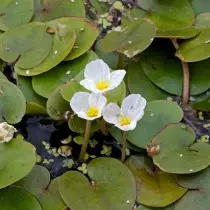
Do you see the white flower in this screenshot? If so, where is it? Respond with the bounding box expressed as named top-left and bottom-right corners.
top-left (0, 122), bottom-right (17, 143)
top-left (103, 94), bottom-right (146, 131)
top-left (70, 92), bottom-right (107, 120)
top-left (80, 59), bottom-right (126, 93)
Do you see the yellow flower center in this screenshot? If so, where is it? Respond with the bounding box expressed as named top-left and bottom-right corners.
top-left (120, 116), bottom-right (131, 126)
top-left (87, 107), bottom-right (99, 117)
top-left (96, 80), bottom-right (109, 90)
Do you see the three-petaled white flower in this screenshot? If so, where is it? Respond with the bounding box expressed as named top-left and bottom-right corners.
top-left (0, 122), bottom-right (17, 143)
top-left (70, 92), bottom-right (107, 120)
top-left (103, 94), bottom-right (146, 131)
top-left (80, 59), bottom-right (126, 93)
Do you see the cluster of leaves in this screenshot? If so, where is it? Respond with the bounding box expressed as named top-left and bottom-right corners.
top-left (0, 0), bottom-right (210, 209)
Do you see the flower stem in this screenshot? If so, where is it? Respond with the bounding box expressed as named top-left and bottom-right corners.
top-left (97, 119), bottom-right (108, 136)
top-left (79, 120), bottom-right (92, 162)
top-left (121, 131), bottom-right (127, 162)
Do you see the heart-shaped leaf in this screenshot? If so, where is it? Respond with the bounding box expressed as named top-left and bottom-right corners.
top-left (126, 155), bottom-right (187, 207)
top-left (127, 100), bottom-right (183, 149)
top-left (0, 22), bottom-right (53, 69)
top-left (99, 19), bottom-right (156, 58)
top-left (195, 13), bottom-right (210, 29)
top-left (0, 79), bottom-right (26, 124)
top-left (0, 0), bottom-right (34, 31)
top-left (59, 157), bottom-right (136, 210)
top-left (0, 186), bottom-right (42, 210)
top-left (152, 123), bottom-right (210, 174)
top-left (0, 134), bottom-right (36, 189)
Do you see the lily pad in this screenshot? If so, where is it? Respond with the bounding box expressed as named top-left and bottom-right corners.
top-left (176, 28), bottom-right (210, 62)
top-left (99, 19), bottom-right (156, 58)
top-left (0, 186), bottom-right (42, 210)
top-left (190, 0), bottom-right (210, 15)
top-left (127, 62), bottom-right (170, 101)
top-left (59, 157), bottom-right (136, 210)
top-left (152, 123), bottom-right (210, 174)
top-left (46, 86), bottom-right (69, 120)
top-left (0, 134), bottom-right (36, 189)
top-left (0, 71), bottom-right (6, 80)
top-left (0, 22), bottom-right (52, 69)
top-left (194, 13), bottom-right (210, 29)
top-left (127, 100), bottom-right (183, 149)
top-left (0, 0), bottom-right (34, 31)
top-left (33, 0), bottom-right (85, 22)
top-left (0, 79), bottom-right (26, 124)
top-left (15, 20), bottom-right (76, 76)
top-left (192, 96), bottom-right (210, 111)
top-left (126, 155), bottom-right (187, 207)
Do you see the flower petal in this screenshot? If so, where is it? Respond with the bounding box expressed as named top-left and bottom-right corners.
top-left (70, 92), bottom-right (90, 114)
top-left (103, 103), bottom-right (121, 125)
top-left (84, 59), bottom-right (110, 82)
top-left (80, 79), bottom-right (100, 93)
top-left (121, 94), bottom-right (146, 121)
top-left (89, 93), bottom-right (107, 111)
top-left (115, 120), bottom-right (137, 131)
top-left (77, 111), bottom-right (101, 121)
top-left (108, 70), bottom-right (126, 90)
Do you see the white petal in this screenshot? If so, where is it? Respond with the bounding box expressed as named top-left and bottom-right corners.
top-left (70, 92), bottom-right (90, 114)
top-left (80, 79), bottom-right (101, 93)
top-left (108, 70), bottom-right (126, 90)
top-left (121, 94), bottom-right (146, 121)
top-left (115, 120), bottom-right (137, 131)
top-left (77, 111), bottom-right (102, 121)
top-left (103, 103), bottom-right (121, 125)
top-left (84, 59), bottom-right (110, 82)
top-left (89, 93), bottom-right (107, 111)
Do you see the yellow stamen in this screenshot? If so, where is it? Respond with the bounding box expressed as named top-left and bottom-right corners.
top-left (96, 81), bottom-right (109, 90)
top-left (120, 116), bottom-right (131, 126)
top-left (87, 107), bottom-right (99, 117)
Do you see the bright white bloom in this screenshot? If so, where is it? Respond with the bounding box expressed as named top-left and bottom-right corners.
top-left (70, 92), bottom-right (107, 120)
top-left (103, 94), bottom-right (146, 131)
top-left (80, 59), bottom-right (126, 93)
top-left (0, 122), bottom-right (17, 143)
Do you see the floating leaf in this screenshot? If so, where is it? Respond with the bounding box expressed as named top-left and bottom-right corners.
top-left (0, 134), bottom-right (36, 189)
top-left (0, 187), bottom-right (42, 210)
top-left (127, 62), bottom-right (170, 101)
top-left (15, 20), bottom-right (76, 76)
top-left (190, 0), bottom-right (210, 15)
top-left (0, 79), bottom-right (26, 124)
top-left (126, 155), bottom-right (187, 207)
top-left (99, 19), bottom-right (156, 58)
top-left (0, 0), bottom-right (34, 31)
top-left (33, 0), bottom-right (85, 22)
top-left (0, 22), bottom-right (52, 69)
top-left (194, 13), bottom-right (210, 29)
top-left (0, 71), bottom-right (6, 80)
top-left (152, 123), bottom-right (210, 174)
top-left (59, 157), bottom-right (136, 210)
top-left (192, 96), bottom-right (210, 111)
top-left (127, 100), bottom-right (183, 149)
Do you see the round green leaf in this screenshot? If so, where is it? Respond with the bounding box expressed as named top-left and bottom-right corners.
top-left (33, 0), bottom-right (85, 22)
top-left (126, 155), bottom-right (187, 207)
top-left (192, 96), bottom-right (210, 111)
top-left (14, 165), bottom-right (50, 197)
top-left (15, 20), bottom-right (76, 76)
top-left (0, 79), bottom-right (26, 124)
top-left (176, 28), bottom-right (210, 62)
top-left (0, 186), bottom-right (42, 210)
top-left (0, 134), bottom-right (36, 189)
top-left (99, 19), bottom-right (156, 58)
top-left (190, 0), bottom-right (210, 15)
top-left (127, 62), bottom-right (170, 101)
top-left (0, 22), bottom-right (52, 69)
top-left (195, 13), bottom-right (210, 29)
top-left (0, 71), bottom-right (6, 80)
top-left (0, 0), bottom-right (34, 31)
top-left (46, 86), bottom-right (69, 120)
top-left (152, 123), bottom-right (210, 174)
top-left (127, 100), bottom-right (183, 149)
top-left (59, 157), bottom-right (136, 210)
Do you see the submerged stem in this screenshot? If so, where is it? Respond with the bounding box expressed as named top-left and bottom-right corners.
top-left (79, 120), bottom-right (92, 162)
top-left (121, 131), bottom-right (127, 162)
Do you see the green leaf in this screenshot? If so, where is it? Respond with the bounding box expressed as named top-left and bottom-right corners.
top-left (152, 123), bottom-right (210, 174)
top-left (0, 79), bottom-right (26, 124)
top-left (127, 100), bottom-right (183, 149)
top-left (0, 134), bottom-right (36, 189)
top-left (127, 62), bottom-right (170, 101)
top-left (126, 155), bottom-right (187, 207)
top-left (99, 19), bottom-right (156, 58)
top-left (59, 157), bottom-right (136, 210)
top-left (190, 0), bottom-right (210, 15)
top-left (194, 13), bottom-right (210, 29)
top-left (0, 22), bottom-right (53, 69)
top-left (0, 0), bottom-right (34, 31)
top-left (192, 96), bottom-right (210, 111)
top-left (0, 187), bottom-right (42, 210)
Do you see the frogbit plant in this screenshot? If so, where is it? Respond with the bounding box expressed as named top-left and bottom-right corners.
top-left (0, 122), bottom-right (17, 143)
